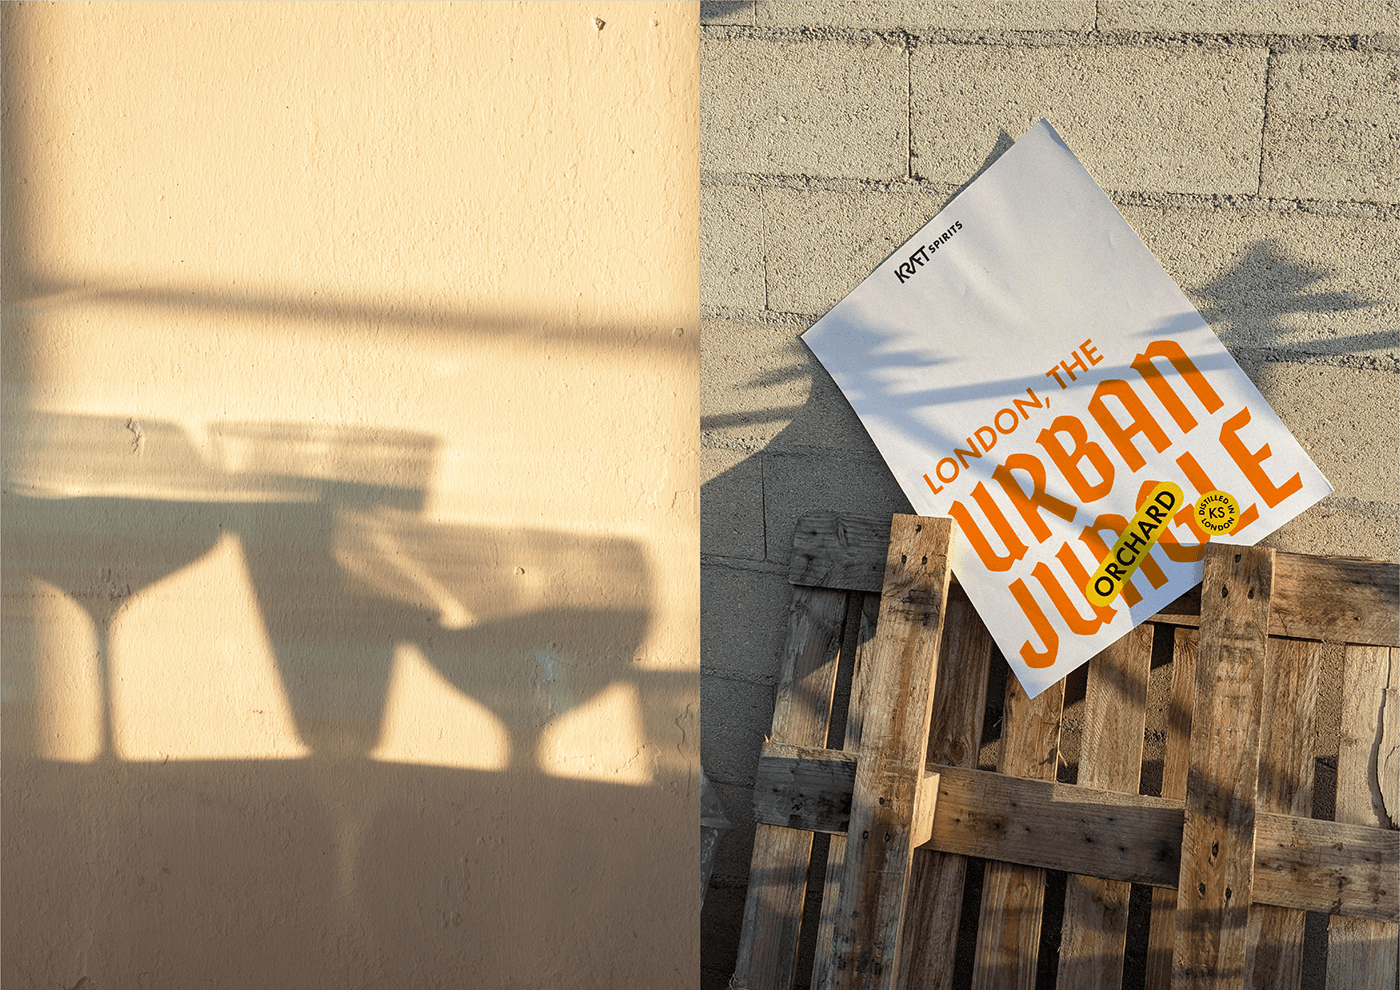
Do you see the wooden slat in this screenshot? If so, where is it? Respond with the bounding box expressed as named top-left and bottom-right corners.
top-left (812, 592), bottom-right (880, 990)
top-left (754, 743), bottom-right (857, 833)
top-left (1270, 555), bottom-right (1399, 648)
top-left (1326, 644), bottom-right (1400, 989)
top-left (789, 514), bottom-right (894, 593)
top-left (1384, 660), bottom-right (1399, 828)
top-left (1173, 545), bottom-right (1275, 990)
top-left (1253, 813), bottom-right (1399, 923)
top-left (828, 516), bottom-right (956, 990)
top-left (755, 754), bottom-right (1400, 924)
top-left (1058, 623), bottom-right (1154, 990)
top-left (734, 585), bottom-right (850, 990)
top-left (787, 514), bottom-right (1399, 646)
top-left (927, 767), bottom-right (1182, 887)
top-left (1147, 628), bottom-right (1197, 990)
top-left (897, 585), bottom-right (995, 990)
top-left (971, 672), bottom-right (1066, 990)
top-left (1245, 637), bottom-right (1321, 990)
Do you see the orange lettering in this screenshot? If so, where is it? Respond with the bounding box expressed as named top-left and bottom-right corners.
top-left (948, 482), bottom-right (1028, 572)
top-left (1053, 541), bottom-right (1117, 632)
top-left (1030, 559), bottom-right (1112, 636)
top-left (1013, 388), bottom-right (1044, 421)
top-left (954, 440), bottom-right (982, 470)
top-left (993, 453), bottom-right (1077, 543)
top-left (1088, 378), bottom-right (1171, 471)
top-left (1037, 415), bottom-right (1115, 503)
top-left (1219, 407), bottom-right (1303, 508)
top-left (1009, 578), bottom-right (1058, 668)
top-left (1131, 339), bottom-right (1223, 433)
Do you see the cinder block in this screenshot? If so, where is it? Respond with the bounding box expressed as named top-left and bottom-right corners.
top-left (763, 185), bottom-right (952, 315)
top-left (702, 316), bottom-right (868, 452)
top-left (911, 44), bottom-right (1269, 194)
top-left (756, 0), bottom-right (1096, 31)
top-left (1262, 50), bottom-right (1400, 204)
top-left (702, 672), bottom-right (774, 786)
top-left (1243, 363), bottom-right (1399, 506)
top-left (762, 448), bottom-right (913, 568)
top-left (702, 184), bottom-right (766, 312)
top-left (701, 0), bottom-right (756, 26)
top-left (701, 35), bottom-right (908, 180)
top-left (763, 189), bottom-right (1399, 368)
top-left (702, 316), bottom-right (811, 447)
top-left (701, 561), bottom-right (796, 682)
top-left (1260, 500), bottom-right (1399, 560)
top-left (1121, 205), bottom-right (1400, 367)
top-left (709, 778), bottom-right (758, 882)
top-left (1099, 1), bottom-right (1400, 37)
top-left (703, 446), bottom-right (766, 560)
top-left (701, 882), bottom-right (748, 989)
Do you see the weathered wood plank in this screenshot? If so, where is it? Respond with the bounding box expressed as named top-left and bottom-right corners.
top-left (734, 586), bottom-right (850, 990)
top-left (1147, 628), bottom-right (1197, 990)
top-left (754, 743), bottom-right (857, 834)
top-left (971, 671), bottom-right (1066, 990)
top-left (788, 514), bottom-right (1399, 646)
top-left (736, 826), bottom-right (822, 990)
top-left (928, 767), bottom-right (1182, 888)
top-left (1173, 544), bottom-right (1275, 990)
top-left (1253, 812), bottom-right (1399, 924)
top-left (1245, 638), bottom-right (1321, 990)
top-left (1270, 556), bottom-right (1399, 648)
top-left (789, 514), bottom-right (894, 593)
top-left (829, 516), bottom-right (956, 990)
top-left (1383, 661), bottom-right (1399, 831)
top-left (940, 777), bottom-right (1398, 923)
top-left (813, 592), bottom-right (880, 990)
top-left (1059, 624), bottom-right (1154, 990)
top-left (753, 757), bottom-right (1400, 923)
top-left (897, 585), bottom-right (995, 990)
top-left (1326, 644), bottom-right (1400, 989)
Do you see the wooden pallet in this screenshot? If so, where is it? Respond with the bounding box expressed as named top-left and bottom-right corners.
top-left (731, 513), bottom-right (1398, 990)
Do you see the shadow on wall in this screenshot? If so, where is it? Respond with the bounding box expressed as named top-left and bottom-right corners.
top-left (2, 412), bottom-right (690, 987)
top-left (700, 2), bottom-right (754, 20)
top-left (0, 6), bottom-right (699, 985)
top-left (4, 412), bottom-right (661, 764)
top-left (702, 228), bottom-right (1381, 526)
top-left (1192, 239), bottom-right (1385, 360)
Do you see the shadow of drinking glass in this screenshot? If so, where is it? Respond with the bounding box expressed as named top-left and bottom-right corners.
top-left (4, 410), bottom-right (656, 767)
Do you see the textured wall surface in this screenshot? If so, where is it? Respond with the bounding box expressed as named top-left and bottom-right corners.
top-left (1, 4), bottom-right (698, 987)
top-left (700, 2), bottom-right (1398, 987)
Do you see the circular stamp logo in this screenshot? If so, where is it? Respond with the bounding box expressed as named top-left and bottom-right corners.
top-left (1194, 490), bottom-right (1240, 535)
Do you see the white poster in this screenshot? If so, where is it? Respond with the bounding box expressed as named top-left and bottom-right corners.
top-left (803, 121), bottom-right (1331, 698)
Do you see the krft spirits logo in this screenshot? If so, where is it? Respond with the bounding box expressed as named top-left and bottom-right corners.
top-left (894, 221), bottom-right (963, 283)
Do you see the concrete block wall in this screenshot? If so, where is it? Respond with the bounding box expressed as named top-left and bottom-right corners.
top-left (700, 3), bottom-right (1398, 986)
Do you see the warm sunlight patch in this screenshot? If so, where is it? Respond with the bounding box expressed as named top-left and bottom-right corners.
top-left (370, 643), bottom-right (511, 770)
top-left (26, 578), bottom-right (105, 762)
top-left (109, 535), bottom-right (310, 761)
top-left (536, 681), bottom-right (652, 785)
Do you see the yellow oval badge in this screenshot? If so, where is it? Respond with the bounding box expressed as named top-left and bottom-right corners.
top-left (1194, 490), bottom-right (1240, 535)
top-left (1086, 481), bottom-right (1184, 608)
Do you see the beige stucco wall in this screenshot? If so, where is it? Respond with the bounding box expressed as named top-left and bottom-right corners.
top-left (2, 3), bottom-right (698, 986)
